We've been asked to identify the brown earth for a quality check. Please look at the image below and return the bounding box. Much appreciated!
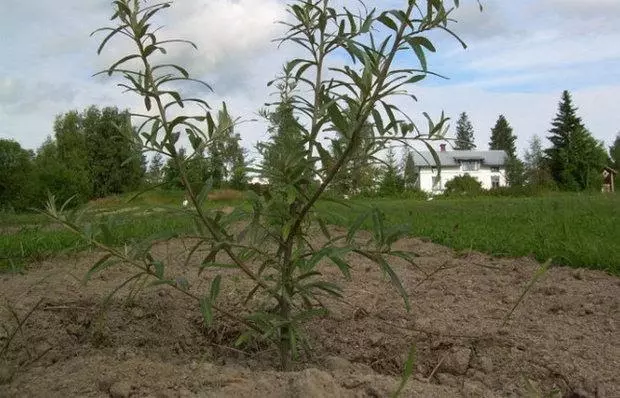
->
[1,230,619,397]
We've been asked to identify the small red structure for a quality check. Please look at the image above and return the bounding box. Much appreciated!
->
[602,166,617,193]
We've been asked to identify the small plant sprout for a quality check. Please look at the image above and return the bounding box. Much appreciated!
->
[44,0,468,370]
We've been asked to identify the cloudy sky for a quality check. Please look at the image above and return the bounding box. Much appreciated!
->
[1,0,619,160]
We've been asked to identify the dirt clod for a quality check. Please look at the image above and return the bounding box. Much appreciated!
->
[462,380,495,398]
[478,356,494,374]
[289,368,342,397]
[436,372,459,387]
[0,363,14,385]
[324,356,352,372]
[109,381,132,398]
[97,375,116,393]
[441,347,472,375]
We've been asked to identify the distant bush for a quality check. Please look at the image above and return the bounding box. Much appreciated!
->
[484,183,558,198]
[396,189,429,201]
[207,189,246,202]
[444,175,483,197]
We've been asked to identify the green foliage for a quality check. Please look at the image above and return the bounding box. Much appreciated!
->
[328,108,378,196]
[506,155,526,187]
[34,138,86,206]
[53,111,93,201]
[524,135,556,189]
[609,133,620,170]
[6,194,618,275]
[454,112,476,150]
[379,147,405,196]
[36,106,146,203]
[489,115,517,157]
[610,133,620,188]
[146,152,164,184]
[258,71,309,190]
[208,105,247,189]
[609,133,620,186]
[162,147,209,191]
[0,139,37,211]
[46,0,466,370]
[489,115,524,187]
[482,184,557,198]
[545,91,608,191]
[443,174,483,196]
[82,106,146,197]
[402,149,418,190]
[321,194,620,274]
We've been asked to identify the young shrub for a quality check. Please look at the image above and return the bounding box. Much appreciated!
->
[45,0,467,369]
[444,175,483,197]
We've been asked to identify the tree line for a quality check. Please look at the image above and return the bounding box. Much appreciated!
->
[326,90,618,196]
[0,105,248,211]
[453,90,615,192]
[1,90,618,211]
[1,106,146,211]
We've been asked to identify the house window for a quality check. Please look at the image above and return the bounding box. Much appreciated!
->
[461,160,480,171]
[491,166,500,173]
[491,175,500,189]
[432,176,442,191]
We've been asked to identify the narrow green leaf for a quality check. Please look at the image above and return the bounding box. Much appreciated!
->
[84,253,114,282]
[357,250,410,311]
[200,296,213,326]
[327,102,348,133]
[328,255,352,280]
[152,260,165,279]
[378,14,398,31]
[209,275,221,302]
[501,259,552,327]
[407,36,436,52]
[107,54,141,75]
[391,344,417,398]
[347,210,370,244]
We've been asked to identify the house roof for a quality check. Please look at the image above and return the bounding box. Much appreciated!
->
[412,150,508,167]
[603,166,617,174]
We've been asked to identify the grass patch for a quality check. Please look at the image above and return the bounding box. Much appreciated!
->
[2,192,618,274]
[0,189,244,272]
[321,193,620,274]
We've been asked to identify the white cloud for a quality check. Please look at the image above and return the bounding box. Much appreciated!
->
[158,0,287,76]
[0,0,618,161]
[400,83,620,155]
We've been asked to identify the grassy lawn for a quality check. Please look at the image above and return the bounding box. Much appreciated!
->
[1,191,618,274]
[322,193,620,273]
[0,189,236,272]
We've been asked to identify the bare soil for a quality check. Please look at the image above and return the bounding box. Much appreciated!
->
[1,230,618,397]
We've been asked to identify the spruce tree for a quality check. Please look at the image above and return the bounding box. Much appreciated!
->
[378,147,404,196]
[610,133,620,188]
[609,133,620,170]
[489,115,523,186]
[147,153,164,184]
[454,112,475,150]
[545,90,608,190]
[489,115,516,157]
[524,135,554,188]
[402,149,418,189]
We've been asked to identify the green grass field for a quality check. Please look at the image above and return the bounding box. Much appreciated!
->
[322,193,620,273]
[1,191,618,274]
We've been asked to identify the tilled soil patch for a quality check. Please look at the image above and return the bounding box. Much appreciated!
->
[0,233,618,397]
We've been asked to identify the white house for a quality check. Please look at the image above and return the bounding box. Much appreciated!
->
[413,144,509,193]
